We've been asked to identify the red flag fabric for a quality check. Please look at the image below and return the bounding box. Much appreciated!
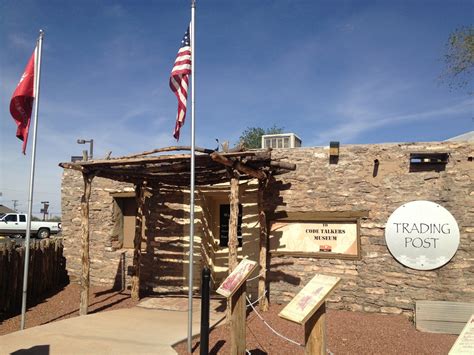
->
[10,48,36,154]
[170,28,191,140]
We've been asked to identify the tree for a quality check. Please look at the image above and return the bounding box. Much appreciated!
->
[239,125,284,149]
[442,26,474,91]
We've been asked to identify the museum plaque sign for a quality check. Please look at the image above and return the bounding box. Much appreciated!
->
[269,221,359,258]
[385,201,460,270]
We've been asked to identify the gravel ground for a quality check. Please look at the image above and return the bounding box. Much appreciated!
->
[1,286,457,354]
[0,283,138,336]
[174,304,457,355]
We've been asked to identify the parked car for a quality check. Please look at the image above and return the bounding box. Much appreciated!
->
[0,213,61,239]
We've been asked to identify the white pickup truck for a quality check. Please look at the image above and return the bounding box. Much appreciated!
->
[0,213,61,238]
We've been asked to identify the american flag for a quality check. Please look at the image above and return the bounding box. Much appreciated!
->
[170,27,191,140]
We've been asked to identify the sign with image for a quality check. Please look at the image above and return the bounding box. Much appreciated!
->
[269,221,358,257]
[279,274,341,324]
[216,259,257,298]
[385,201,460,270]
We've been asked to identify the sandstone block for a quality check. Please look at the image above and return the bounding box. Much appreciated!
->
[381,307,402,314]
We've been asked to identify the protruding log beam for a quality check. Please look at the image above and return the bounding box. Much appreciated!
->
[211,152,267,180]
[59,162,85,172]
[131,181,147,301]
[80,172,94,316]
[258,179,269,311]
[228,172,240,272]
[270,161,296,170]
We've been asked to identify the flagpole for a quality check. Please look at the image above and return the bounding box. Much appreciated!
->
[20,29,44,331]
[187,0,196,352]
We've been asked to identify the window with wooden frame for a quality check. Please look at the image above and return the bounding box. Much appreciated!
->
[112,193,137,249]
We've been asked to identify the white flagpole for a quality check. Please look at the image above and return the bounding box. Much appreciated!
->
[187,0,196,352]
[20,29,44,331]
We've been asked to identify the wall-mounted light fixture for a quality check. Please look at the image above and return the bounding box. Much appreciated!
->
[329,141,340,164]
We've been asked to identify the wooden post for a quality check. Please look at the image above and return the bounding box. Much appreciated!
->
[230,283,246,355]
[131,181,146,301]
[226,171,240,324]
[217,259,257,355]
[258,179,269,311]
[304,303,326,355]
[80,172,93,316]
[228,171,239,272]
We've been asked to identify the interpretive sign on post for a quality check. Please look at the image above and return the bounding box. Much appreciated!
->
[449,315,474,355]
[217,258,257,355]
[216,258,257,298]
[279,274,341,355]
[279,274,341,324]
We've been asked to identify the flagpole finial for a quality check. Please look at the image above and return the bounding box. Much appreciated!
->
[39,29,44,38]
[191,0,196,8]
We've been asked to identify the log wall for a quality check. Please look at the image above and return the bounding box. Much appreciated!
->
[0,238,68,315]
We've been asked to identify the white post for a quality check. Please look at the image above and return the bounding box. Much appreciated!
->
[20,29,44,330]
[187,0,196,352]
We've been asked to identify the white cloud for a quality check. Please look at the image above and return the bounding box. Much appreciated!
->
[309,96,473,146]
[8,33,32,50]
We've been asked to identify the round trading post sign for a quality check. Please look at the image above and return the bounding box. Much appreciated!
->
[385,201,460,270]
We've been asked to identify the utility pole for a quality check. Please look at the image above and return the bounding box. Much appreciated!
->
[40,201,49,221]
[12,200,19,212]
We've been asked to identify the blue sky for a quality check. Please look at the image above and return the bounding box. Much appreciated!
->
[0,0,473,216]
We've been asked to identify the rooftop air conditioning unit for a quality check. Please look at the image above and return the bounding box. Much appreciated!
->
[261,133,302,149]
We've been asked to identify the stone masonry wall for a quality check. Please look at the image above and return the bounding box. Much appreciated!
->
[61,172,190,293]
[61,170,135,288]
[266,141,473,316]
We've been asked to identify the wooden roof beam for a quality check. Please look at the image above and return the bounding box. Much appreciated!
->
[116,145,216,159]
[210,152,267,180]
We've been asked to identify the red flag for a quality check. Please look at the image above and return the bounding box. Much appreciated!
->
[170,28,191,140]
[10,48,36,154]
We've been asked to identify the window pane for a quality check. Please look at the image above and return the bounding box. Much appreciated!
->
[5,214,17,222]
[19,215,26,222]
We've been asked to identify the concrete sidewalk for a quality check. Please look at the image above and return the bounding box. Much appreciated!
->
[0,298,225,355]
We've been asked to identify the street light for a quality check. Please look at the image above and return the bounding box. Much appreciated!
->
[40,201,49,221]
[77,138,94,160]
